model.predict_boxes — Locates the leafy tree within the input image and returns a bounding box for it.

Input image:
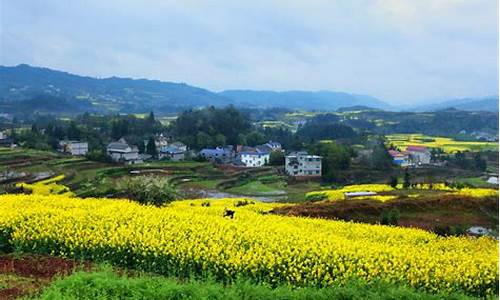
[67,121,81,140]
[269,151,285,166]
[118,176,177,206]
[474,153,487,172]
[309,142,352,182]
[146,136,157,157]
[389,176,398,189]
[403,168,411,189]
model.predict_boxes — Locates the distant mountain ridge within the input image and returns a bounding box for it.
[0,64,231,113]
[0,64,393,114]
[218,90,391,111]
[411,96,499,112]
[0,64,496,114]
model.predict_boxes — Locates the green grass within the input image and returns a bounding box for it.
[226,181,285,196]
[31,269,482,300]
[457,177,495,188]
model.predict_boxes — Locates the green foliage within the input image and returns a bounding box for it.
[234,199,255,207]
[389,176,398,189]
[380,208,400,226]
[85,149,112,163]
[146,136,157,157]
[305,192,328,202]
[171,106,252,149]
[297,114,357,142]
[268,151,285,166]
[118,176,177,206]
[433,224,467,237]
[403,169,411,189]
[309,142,352,182]
[33,269,478,300]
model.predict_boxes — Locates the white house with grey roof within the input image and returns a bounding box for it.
[239,146,270,167]
[285,151,322,178]
[58,140,88,156]
[106,138,142,164]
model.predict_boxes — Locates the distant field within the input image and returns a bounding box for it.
[386,134,498,153]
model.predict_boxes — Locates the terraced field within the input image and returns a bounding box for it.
[386,134,498,153]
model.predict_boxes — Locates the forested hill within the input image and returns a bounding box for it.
[0,64,391,114]
[0,64,230,113]
[219,90,391,111]
[412,96,499,112]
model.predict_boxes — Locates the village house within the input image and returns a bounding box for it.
[238,146,270,167]
[263,141,282,152]
[285,151,322,178]
[406,145,431,165]
[170,141,188,152]
[388,149,410,167]
[159,145,185,161]
[200,146,235,164]
[0,131,13,147]
[106,138,143,164]
[58,140,89,156]
[154,134,170,152]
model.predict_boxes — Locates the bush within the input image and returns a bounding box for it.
[35,269,477,300]
[234,199,255,207]
[86,149,112,163]
[434,224,467,237]
[118,176,178,206]
[380,208,400,226]
[389,176,398,189]
[305,193,328,202]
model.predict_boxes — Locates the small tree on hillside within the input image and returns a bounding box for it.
[389,176,398,189]
[269,151,285,166]
[403,168,411,189]
[146,136,157,157]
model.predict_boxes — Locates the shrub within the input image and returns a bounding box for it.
[234,199,255,207]
[389,176,398,189]
[118,176,178,206]
[305,193,328,202]
[380,208,400,226]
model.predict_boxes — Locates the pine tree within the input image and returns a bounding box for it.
[146,136,157,157]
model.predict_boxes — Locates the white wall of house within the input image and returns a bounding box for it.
[285,155,322,177]
[68,142,88,156]
[241,153,269,167]
[408,151,431,164]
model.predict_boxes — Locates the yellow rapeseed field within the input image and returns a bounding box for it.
[15,174,74,197]
[306,183,498,202]
[0,194,497,296]
[386,133,498,153]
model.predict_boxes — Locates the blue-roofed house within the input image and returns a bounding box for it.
[200,147,235,164]
[159,145,185,161]
[264,141,282,152]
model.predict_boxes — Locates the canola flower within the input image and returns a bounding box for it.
[307,183,498,202]
[15,174,74,197]
[0,194,497,297]
[386,133,498,153]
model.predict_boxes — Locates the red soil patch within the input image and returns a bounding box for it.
[272,194,498,233]
[0,254,90,300]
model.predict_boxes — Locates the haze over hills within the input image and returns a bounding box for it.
[0,64,497,114]
[0,64,393,113]
[411,96,499,112]
[218,90,392,111]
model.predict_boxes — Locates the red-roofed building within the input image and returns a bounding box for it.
[388,149,410,167]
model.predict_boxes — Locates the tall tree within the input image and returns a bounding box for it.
[146,136,157,157]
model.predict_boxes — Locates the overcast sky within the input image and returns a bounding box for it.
[1,0,498,104]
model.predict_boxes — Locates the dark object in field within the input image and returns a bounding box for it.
[223,208,235,219]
